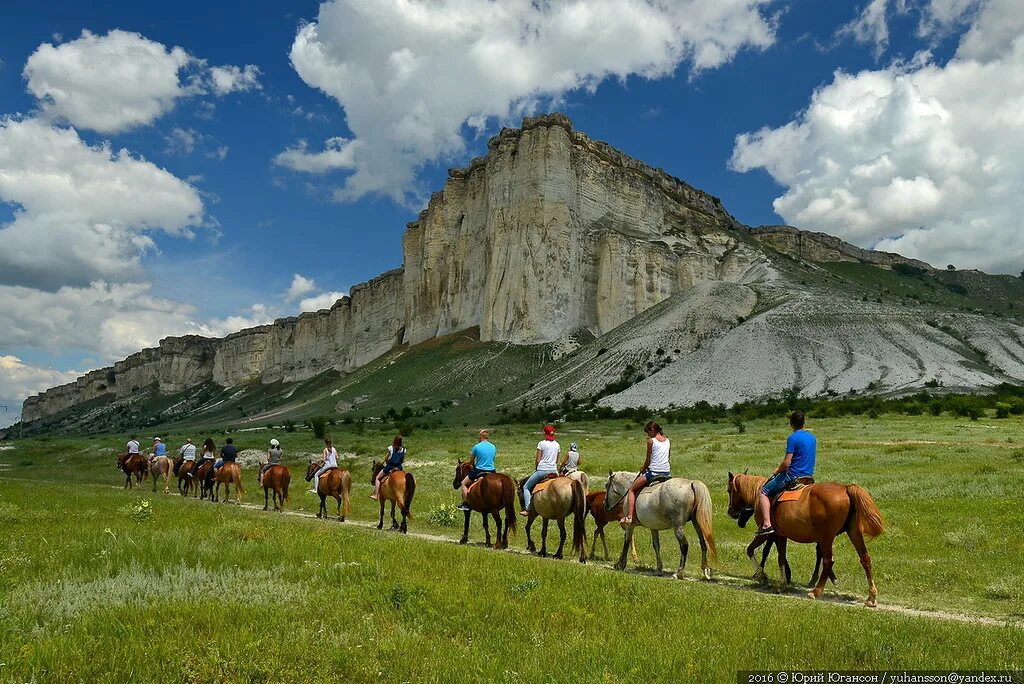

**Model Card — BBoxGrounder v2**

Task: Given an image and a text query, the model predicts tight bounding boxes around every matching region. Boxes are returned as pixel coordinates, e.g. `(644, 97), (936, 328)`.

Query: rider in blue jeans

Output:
(520, 424), (560, 516)
(756, 410), (817, 537)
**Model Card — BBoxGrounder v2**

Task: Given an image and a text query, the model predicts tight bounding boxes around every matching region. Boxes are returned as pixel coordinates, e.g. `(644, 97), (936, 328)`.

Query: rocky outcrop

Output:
(749, 225), (934, 271)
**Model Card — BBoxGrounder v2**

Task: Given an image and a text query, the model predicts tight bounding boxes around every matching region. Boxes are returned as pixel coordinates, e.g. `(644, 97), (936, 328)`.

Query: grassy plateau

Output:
(1, 413), (1023, 682)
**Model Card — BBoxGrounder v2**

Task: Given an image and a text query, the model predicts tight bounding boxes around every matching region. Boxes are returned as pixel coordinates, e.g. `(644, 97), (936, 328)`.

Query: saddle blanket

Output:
(532, 479), (556, 495)
(776, 485), (808, 504)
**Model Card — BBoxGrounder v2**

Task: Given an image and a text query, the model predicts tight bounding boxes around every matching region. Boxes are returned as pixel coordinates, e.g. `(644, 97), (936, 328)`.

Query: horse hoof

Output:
(376, 524), (383, 530)
(806, 591), (818, 600)
(339, 517), (346, 523)
(459, 538), (468, 545)
(553, 553), (563, 560)
(702, 567), (713, 581)
(865, 598), (877, 608)
(262, 506), (268, 511)
(613, 563), (625, 571)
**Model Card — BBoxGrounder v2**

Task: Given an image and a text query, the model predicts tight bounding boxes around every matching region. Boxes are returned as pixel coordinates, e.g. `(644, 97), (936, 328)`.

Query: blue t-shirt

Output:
(154, 442), (167, 457)
(471, 441), (496, 471)
(221, 444), (238, 462)
(786, 429), (816, 478)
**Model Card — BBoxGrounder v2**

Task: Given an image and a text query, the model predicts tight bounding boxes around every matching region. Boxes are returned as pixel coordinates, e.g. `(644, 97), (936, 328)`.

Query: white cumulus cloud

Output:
(284, 274), (318, 301)
(298, 291), (347, 312)
(0, 356), (82, 428)
(208, 64), (262, 95)
(0, 117), (205, 290)
(279, 0), (778, 203)
(731, 0), (1024, 274)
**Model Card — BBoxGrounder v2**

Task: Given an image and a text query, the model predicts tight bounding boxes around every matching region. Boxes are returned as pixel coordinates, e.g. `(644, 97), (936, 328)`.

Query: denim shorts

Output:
(468, 468), (494, 481)
(761, 471), (797, 497)
(643, 470), (671, 481)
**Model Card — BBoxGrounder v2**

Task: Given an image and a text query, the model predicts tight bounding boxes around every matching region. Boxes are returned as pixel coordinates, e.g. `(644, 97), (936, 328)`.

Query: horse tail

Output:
(503, 477), (517, 537)
(234, 465), (245, 495)
(281, 469), (290, 505)
(571, 479), (587, 561)
(402, 473), (416, 520)
(691, 481), (718, 564)
(341, 471), (352, 516)
(846, 484), (885, 540)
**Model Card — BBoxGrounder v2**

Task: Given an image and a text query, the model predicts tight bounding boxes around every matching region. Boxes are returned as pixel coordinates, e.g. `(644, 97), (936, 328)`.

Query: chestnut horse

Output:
(452, 461), (517, 549)
(585, 491), (638, 562)
(727, 472), (884, 606)
(517, 475), (587, 562)
(213, 462), (244, 503)
(118, 453), (147, 489)
(149, 456), (173, 494)
(370, 461), (415, 533)
(305, 460), (352, 521)
(261, 464), (291, 512)
(738, 502), (835, 587)
(177, 460), (199, 497)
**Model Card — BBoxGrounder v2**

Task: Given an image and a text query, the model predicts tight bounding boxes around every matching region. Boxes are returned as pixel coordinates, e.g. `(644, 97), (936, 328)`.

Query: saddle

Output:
(646, 474), (673, 486)
(529, 473), (560, 495)
(770, 476), (815, 505)
(466, 472), (495, 494)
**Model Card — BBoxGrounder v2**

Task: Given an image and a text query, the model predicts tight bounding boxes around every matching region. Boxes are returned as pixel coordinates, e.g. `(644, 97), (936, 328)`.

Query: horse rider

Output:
(200, 438), (217, 470)
(755, 410), (817, 537)
(149, 437), (167, 462)
(215, 437), (237, 470)
(372, 435), (406, 500)
(560, 442), (582, 475)
(622, 421), (671, 525)
(259, 438), (282, 484)
(126, 434), (141, 459)
(310, 437), (338, 494)
(520, 424), (560, 516)
(177, 438), (197, 476)
(457, 429), (497, 511)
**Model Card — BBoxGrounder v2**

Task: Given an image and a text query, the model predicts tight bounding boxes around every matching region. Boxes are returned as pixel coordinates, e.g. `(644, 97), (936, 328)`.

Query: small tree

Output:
(311, 416), (328, 439)
(947, 264), (956, 271)
(1019, 268), (1024, 279)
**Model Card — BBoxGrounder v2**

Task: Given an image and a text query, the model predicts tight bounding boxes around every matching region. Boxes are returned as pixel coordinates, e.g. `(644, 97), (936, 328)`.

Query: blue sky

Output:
(1, 0), (1021, 424)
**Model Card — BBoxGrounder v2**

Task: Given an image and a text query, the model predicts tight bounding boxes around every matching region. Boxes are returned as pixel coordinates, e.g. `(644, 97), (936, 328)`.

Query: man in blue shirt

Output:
(215, 437), (238, 470)
(150, 437), (167, 462)
(458, 429), (496, 511)
(756, 411), (817, 537)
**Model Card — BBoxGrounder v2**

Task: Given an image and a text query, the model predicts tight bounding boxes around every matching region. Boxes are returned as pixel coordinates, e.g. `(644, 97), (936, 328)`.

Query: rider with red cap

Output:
(520, 424), (561, 516)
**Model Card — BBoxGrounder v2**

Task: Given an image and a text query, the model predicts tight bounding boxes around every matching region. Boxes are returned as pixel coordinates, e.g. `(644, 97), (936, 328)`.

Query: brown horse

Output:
(518, 476), (587, 562)
(261, 464), (291, 512)
(196, 460), (215, 500)
(213, 462), (245, 503)
(118, 453), (147, 489)
(177, 460), (200, 497)
(370, 461), (415, 533)
(727, 472), (884, 606)
(585, 491), (638, 562)
(305, 460), (352, 521)
(452, 461), (517, 549)
(149, 456), (173, 494)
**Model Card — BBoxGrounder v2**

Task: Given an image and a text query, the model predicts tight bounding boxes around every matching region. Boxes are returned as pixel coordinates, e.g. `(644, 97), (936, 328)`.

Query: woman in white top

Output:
(310, 437), (338, 494)
(520, 424), (560, 515)
(623, 421), (672, 524)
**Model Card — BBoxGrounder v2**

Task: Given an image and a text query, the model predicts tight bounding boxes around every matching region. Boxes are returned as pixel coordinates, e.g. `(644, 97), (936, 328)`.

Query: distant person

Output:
(560, 442), (582, 475)
(458, 429), (496, 511)
(199, 438), (217, 475)
(215, 437), (237, 470)
(372, 435), (406, 500)
(126, 435), (140, 458)
(310, 437), (338, 494)
(259, 438), (282, 483)
(150, 437), (167, 462)
(176, 438), (197, 476)
(521, 424), (560, 516)
(755, 411), (817, 537)
(622, 422), (671, 525)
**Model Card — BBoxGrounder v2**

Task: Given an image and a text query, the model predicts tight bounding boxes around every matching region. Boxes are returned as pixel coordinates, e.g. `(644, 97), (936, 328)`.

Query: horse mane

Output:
(737, 473), (767, 504)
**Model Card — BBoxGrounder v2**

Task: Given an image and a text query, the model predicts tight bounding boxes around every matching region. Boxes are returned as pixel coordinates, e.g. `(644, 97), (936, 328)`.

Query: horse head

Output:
(452, 459), (468, 489)
(305, 459), (323, 482)
(369, 460), (383, 485)
(603, 471), (629, 511)
(726, 471), (752, 521)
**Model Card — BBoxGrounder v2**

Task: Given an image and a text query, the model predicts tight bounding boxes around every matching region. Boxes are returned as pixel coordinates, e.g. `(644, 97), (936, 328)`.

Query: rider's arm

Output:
(535, 447), (542, 467)
(641, 438), (653, 472)
(775, 453), (793, 475)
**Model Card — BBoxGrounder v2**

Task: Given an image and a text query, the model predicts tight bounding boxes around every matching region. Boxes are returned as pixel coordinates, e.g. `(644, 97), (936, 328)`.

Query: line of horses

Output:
(115, 453), (884, 606)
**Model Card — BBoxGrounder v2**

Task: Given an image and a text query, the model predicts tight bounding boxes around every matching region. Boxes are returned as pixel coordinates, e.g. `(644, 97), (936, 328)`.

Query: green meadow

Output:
(1, 413), (1022, 682)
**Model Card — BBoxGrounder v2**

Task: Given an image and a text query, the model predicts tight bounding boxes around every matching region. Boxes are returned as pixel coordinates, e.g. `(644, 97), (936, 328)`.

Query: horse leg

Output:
(377, 499), (385, 530)
(847, 527), (878, 607)
(554, 518), (566, 559)
(808, 537), (835, 601)
(482, 511), (491, 546)
(747, 536), (771, 584)
(651, 529), (663, 573)
(337, 495), (343, 521)
(691, 517), (712, 581)
(539, 518), (550, 558)
(614, 524), (635, 571)
(491, 512), (502, 550)
(776, 537), (791, 590)
(460, 509), (471, 544)
(317, 494), (326, 518)
(526, 513), (536, 553)
(670, 526), (688, 579)
(591, 522), (602, 559)
(390, 501), (399, 530)
(263, 487), (269, 511)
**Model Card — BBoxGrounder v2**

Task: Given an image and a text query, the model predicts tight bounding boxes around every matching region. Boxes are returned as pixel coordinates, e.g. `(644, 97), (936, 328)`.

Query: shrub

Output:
(995, 403), (1011, 419)
(427, 502), (462, 528)
(311, 416), (328, 439)
(283, 420), (296, 433)
(120, 499), (153, 523)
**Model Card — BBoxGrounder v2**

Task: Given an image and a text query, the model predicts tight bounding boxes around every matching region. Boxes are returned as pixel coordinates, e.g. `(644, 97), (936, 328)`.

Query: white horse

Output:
(604, 471), (718, 579)
(563, 469), (589, 493)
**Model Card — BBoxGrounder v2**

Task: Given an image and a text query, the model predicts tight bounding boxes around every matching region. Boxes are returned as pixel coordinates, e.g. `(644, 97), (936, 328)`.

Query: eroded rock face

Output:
(749, 225), (934, 271)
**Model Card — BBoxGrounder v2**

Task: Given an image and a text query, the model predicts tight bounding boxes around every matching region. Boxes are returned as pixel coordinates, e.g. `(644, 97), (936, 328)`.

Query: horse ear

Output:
(728, 471), (733, 481)
(608, 469), (613, 477)
(743, 468), (749, 475)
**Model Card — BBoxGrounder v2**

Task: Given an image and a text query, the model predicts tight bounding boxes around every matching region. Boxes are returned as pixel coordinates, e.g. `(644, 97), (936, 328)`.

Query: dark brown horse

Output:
(370, 461), (415, 533)
(177, 460), (199, 497)
(196, 460), (215, 500)
(305, 460), (352, 521)
(728, 472), (884, 606)
(585, 491), (638, 562)
(260, 464), (291, 512)
(452, 461), (517, 549)
(117, 453), (147, 489)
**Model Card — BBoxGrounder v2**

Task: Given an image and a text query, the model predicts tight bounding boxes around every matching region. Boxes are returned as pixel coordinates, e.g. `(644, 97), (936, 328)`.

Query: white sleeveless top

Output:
(649, 437), (670, 472)
(324, 447), (338, 468)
